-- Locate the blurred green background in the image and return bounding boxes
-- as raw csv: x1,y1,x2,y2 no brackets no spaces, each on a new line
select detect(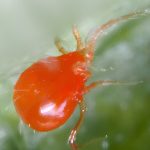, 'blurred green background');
0,0,150,150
